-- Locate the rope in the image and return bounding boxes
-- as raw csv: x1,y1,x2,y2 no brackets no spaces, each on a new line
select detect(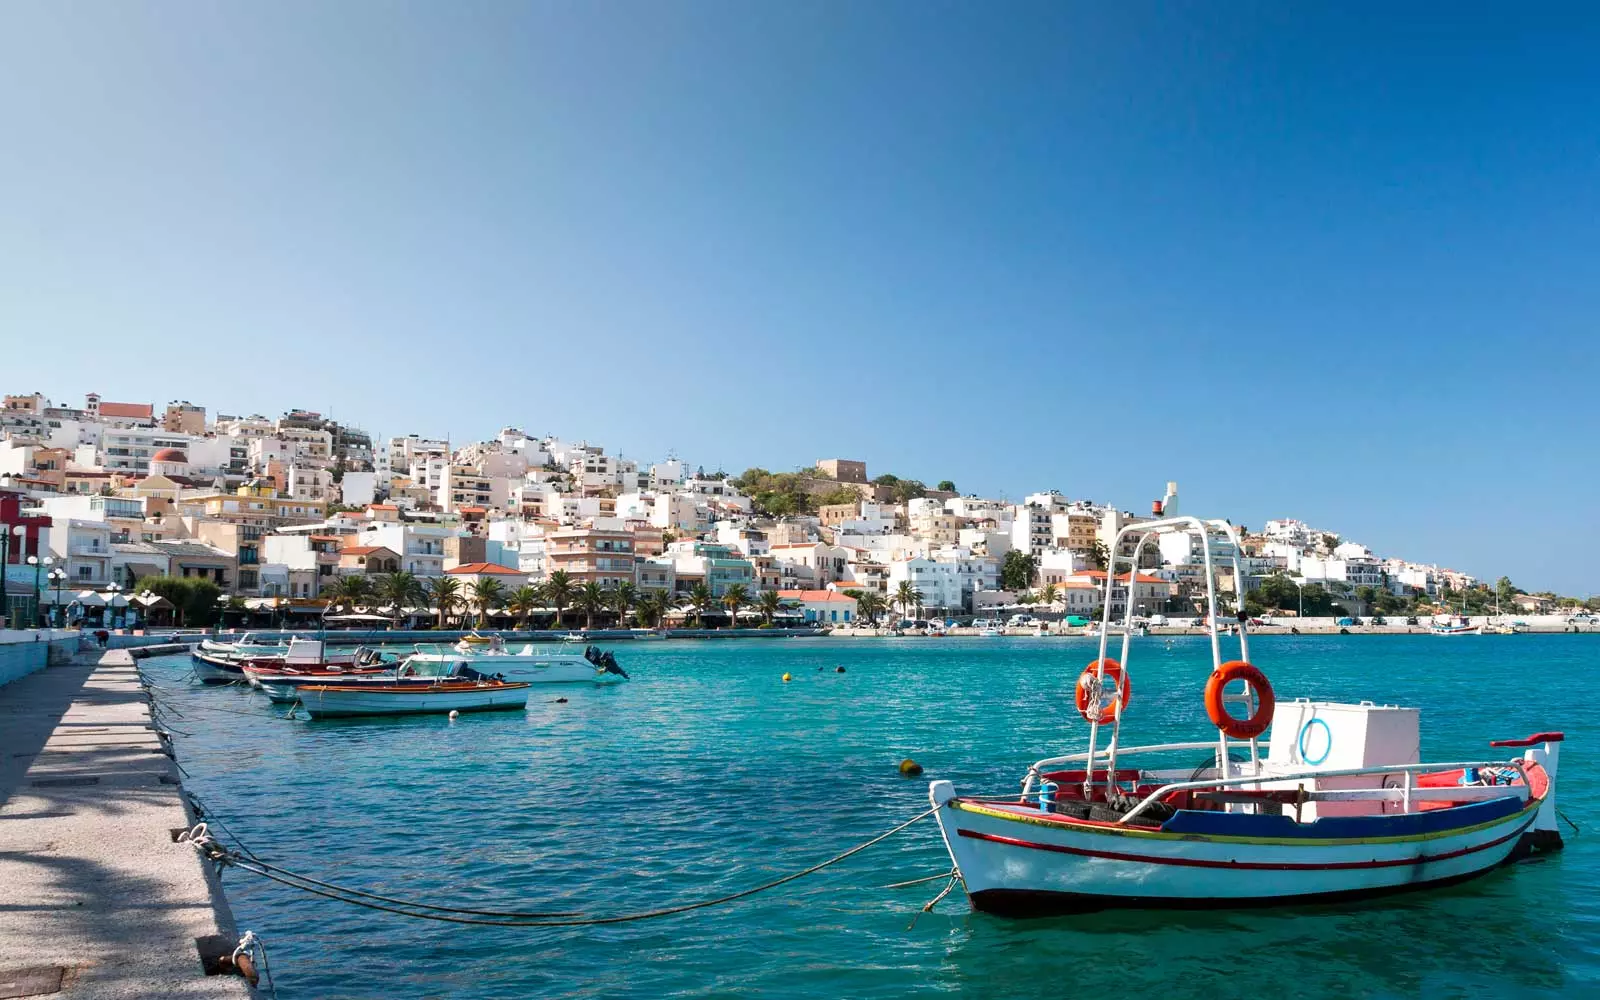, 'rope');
879,870,957,890
906,871,961,930
184,807,936,927
1558,807,1581,835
